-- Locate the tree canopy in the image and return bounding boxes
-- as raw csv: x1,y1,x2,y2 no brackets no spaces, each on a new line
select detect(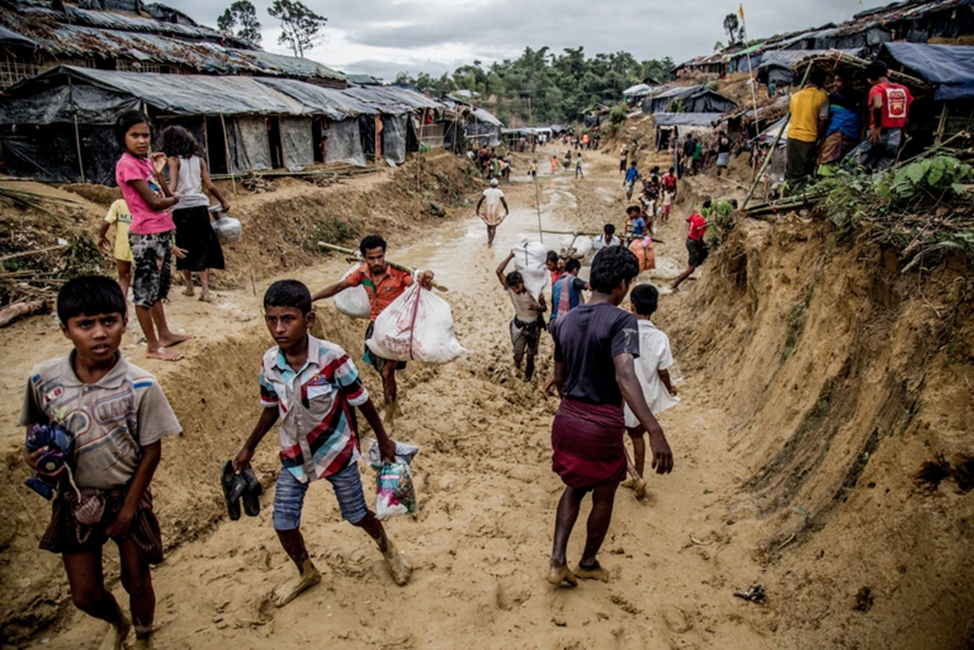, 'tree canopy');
217,0,262,45
268,0,327,58
395,46,674,126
